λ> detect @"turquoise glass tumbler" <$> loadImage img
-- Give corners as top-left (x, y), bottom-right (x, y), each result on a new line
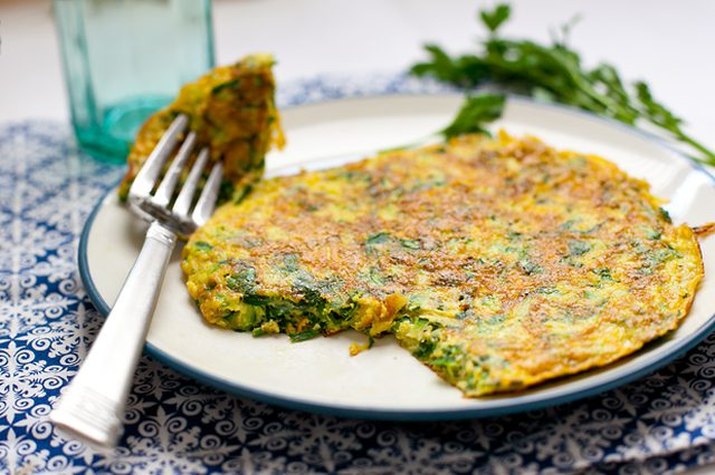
top-left (53, 0), bottom-right (215, 162)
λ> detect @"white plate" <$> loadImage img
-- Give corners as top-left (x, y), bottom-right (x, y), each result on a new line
top-left (80, 94), bottom-right (715, 419)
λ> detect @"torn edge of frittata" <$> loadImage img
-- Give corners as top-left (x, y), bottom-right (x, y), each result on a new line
top-left (118, 53), bottom-right (285, 202)
top-left (693, 222), bottom-right (715, 239)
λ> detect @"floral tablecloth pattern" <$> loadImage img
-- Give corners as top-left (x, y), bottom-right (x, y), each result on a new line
top-left (1, 76), bottom-right (715, 474)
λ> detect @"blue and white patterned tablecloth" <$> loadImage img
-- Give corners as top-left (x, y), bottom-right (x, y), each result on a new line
top-left (2, 76), bottom-right (715, 474)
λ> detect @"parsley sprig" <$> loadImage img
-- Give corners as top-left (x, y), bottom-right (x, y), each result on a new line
top-left (412, 4), bottom-right (715, 165)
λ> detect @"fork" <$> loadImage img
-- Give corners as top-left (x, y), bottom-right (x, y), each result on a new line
top-left (50, 115), bottom-right (223, 449)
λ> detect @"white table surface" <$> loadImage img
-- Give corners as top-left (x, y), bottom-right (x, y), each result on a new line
top-left (1, 0), bottom-right (714, 472)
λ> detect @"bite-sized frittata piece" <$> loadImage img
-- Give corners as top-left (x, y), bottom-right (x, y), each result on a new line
top-left (182, 131), bottom-right (704, 397)
top-left (118, 53), bottom-right (285, 200)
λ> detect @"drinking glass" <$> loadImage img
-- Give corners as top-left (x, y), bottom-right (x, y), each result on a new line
top-left (53, 0), bottom-right (215, 162)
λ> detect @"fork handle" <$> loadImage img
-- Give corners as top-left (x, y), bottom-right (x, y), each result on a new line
top-left (51, 221), bottom-right (177, 448)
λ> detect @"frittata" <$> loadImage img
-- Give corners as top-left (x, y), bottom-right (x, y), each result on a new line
top-left (182, 132), bottom-right (704, 397)
top-left (118, 53), bottom-right (284, 201)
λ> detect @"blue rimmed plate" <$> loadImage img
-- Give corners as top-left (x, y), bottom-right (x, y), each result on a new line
top-left (79, 93), bottom-right (715, 420)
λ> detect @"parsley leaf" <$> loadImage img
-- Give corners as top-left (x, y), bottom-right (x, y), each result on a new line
top-left (480, 4), bottom-right (511, 33)
top-left (441, 93), bottom-right (505, 139)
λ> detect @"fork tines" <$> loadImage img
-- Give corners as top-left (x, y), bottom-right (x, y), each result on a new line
top-left (128, 114), bottom-right (223, 237)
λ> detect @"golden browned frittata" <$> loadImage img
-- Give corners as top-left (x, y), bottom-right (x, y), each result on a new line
top-left (182, 131), bottom-right (704, 397)
top-left (119, 53), bottom-right (284, 200)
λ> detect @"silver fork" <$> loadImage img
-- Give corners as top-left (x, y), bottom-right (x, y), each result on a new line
top-left (50, 115), bottom-right (223, 449)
